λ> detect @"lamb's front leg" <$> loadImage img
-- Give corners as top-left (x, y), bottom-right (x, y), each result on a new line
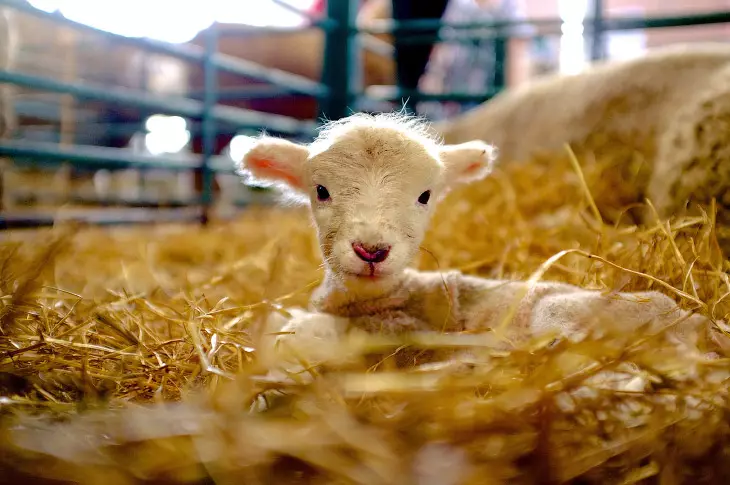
top-left (260, 308), bottom-right (351, 375)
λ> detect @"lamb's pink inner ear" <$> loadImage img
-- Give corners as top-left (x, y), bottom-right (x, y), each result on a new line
top-left (240, 137), bottom-right (309, 189)
top-left (441, 141), bottom-right (496, 186)
top-left (465, 160), bottom-right (485, 174)
top-left (247, 155), bottom-right (303, 189)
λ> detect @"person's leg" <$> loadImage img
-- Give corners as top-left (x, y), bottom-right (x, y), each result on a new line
top-left (390, 0), bottom-right (450, 90)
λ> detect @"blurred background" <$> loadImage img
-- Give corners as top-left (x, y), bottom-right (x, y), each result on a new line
top-left (0, 0), bottom-right (728, 230)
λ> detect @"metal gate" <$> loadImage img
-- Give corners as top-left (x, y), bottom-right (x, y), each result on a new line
top-left (0, 0), bottom-right (728, 229)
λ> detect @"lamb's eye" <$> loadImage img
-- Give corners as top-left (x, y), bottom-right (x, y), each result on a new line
top-left (316, 185), bottom-right (330, 201)
top-left (418, 190), bottom-right (431, 205)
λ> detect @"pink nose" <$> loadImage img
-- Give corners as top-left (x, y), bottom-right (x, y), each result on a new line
top-left (352, 243), bottom-right (390, 263)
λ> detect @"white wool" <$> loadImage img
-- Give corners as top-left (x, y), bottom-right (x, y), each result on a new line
top-left (433, 42), bottom-right (730, 224)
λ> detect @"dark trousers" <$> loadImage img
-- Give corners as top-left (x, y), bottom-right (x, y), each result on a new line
top-left (390, 0), bottom-right (450, 90)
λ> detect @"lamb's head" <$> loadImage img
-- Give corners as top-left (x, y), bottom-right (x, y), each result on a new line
top-left (239, 112), bottom-right (495, 283)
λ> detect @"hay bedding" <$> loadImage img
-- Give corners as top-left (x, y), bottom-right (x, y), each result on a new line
top-left (0, 153), bottom-right (729, 485)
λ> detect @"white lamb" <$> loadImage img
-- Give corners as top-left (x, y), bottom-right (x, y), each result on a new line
top-left (433, 42), bottom-right (730, 228)
top-left (238, 112), bottom-right (727, 369)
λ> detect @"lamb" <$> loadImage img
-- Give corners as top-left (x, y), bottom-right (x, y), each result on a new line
top-left (432, 42), bottom-right (730, 230)
top-left (238, 112), bottom-right (727, 369)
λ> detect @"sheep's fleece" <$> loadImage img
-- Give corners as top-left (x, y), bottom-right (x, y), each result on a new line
top-left (235, 112), bottom-right (729, 373)
top-left (434, 42), bottom-right (730, 229)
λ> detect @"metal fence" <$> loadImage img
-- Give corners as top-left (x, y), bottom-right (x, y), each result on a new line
top-left (0, 0), bottom-right (728, 229)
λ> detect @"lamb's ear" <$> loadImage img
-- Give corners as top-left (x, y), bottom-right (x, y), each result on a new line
top-left (439, 140), bottom-right (497, 188)
top-left (238, 136), bottom-right (309, 191)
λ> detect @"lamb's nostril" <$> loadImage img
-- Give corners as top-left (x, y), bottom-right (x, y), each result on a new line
top-left (352, 243), bottom-right (391, 263)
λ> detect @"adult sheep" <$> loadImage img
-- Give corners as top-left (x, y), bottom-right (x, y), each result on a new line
top-left (433, 42), bottom-right (730, 234)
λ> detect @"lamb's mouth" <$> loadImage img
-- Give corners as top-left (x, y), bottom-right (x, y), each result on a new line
top-left (354, 275), bottom-right (382, 280)
top-left (349, 272), bottom-right (384, 280)
top-left (346, 263), bottom-right (389, 280)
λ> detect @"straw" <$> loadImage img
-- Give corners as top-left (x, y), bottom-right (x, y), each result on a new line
top-left (0, 153), bottom-right (729, 484)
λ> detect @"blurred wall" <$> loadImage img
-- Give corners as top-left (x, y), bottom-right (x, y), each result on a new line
top-left (522, 0), bottom-right (729, 48)
top-left (9, 10), bottom-right (190, 149)
top-left (604, 0), bottom-right (730, 46)
top-left (520, 0), bottom-right (728, 78)
top-left (186, 0), bottom-right (394, 125)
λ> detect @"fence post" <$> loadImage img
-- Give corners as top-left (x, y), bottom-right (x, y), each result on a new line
top-left (318, 0), bottom-right (355, 121)
top-left (590, 0), bottom-right (605, 60)
top-left (494, 34), bottom-right (506, 92)
top-left (200, 23), bottom-right (218, 224)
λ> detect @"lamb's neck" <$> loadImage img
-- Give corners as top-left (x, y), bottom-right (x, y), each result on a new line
top-left (310, 270), bottom-right (411, 317)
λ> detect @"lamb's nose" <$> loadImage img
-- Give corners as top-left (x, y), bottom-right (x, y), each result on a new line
top-left (352, 243), bottom-right (390, 263)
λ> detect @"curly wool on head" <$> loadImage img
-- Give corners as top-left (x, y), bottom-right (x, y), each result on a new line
top-left (310, 111), bottom-right (444, 155)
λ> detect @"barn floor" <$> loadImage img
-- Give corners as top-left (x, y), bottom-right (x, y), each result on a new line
top-left (1, 153), bottom-right (729, 484)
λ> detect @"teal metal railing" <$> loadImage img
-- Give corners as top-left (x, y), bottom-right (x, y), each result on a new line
top-left (0, 0), bottom-right (728, 229)
top-left (200, 25), bottom-right (218, 224)
top-left (0, 0), bottom-right (327, 227)
top-left (356, 9), bottom-right (730, 105)
top-left (319, 0), bottom-right (356, 121)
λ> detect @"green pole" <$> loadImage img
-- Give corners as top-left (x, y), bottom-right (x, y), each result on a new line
top-left (590, 0), bottom-right (605, 60)
top-left (200, 24), bottom-right (218, 225)
top-left (318, 0), bottom-right (356, 122)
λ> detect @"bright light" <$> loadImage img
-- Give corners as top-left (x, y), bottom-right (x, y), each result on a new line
top-left (211, 0), bottom-right (315, 28)
top-left (560, 23), bottom-right (584, 36)
top-left (144, 115), bottom-right (191, 156)
top-left (26, 0), bottom-right (316, 44)
top-left (606, 7), bottom-right (646, 61)
top-left (57, 0), bottom-right (214, 44)
top-left (558, 0), bottom-right (588, 75)
top-left (558, 0), bottom-right (588, 25)
top-left (228, 135), bottom-right (256, 162)
top-left (559, 32), bottom-right (587, 75)
top-left (27, 0), bottom-right (58, 13)
top-left (145, 114), bottom-right (187, 133)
